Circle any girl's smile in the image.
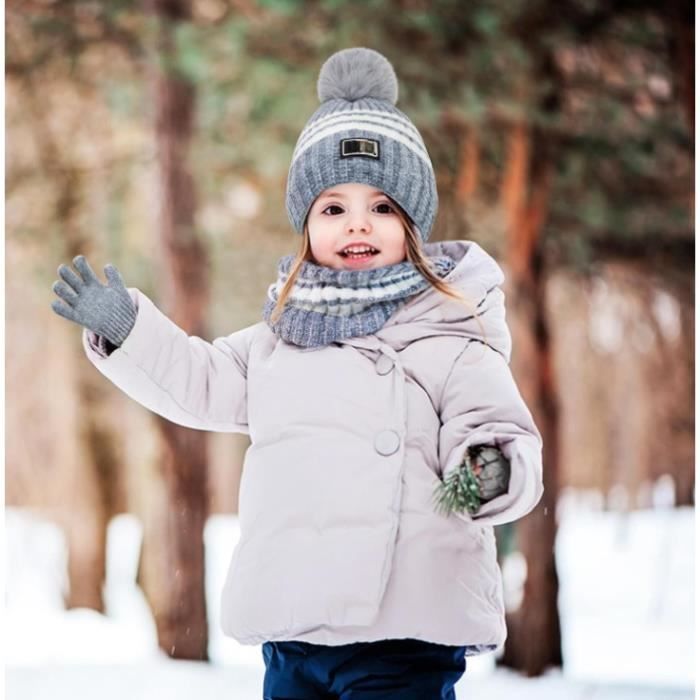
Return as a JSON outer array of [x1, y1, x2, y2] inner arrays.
[[306, 182, 407, 270], [335, 240, 381, 268]]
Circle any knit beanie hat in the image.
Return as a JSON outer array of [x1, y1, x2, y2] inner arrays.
[[285, 47, 438, 243]]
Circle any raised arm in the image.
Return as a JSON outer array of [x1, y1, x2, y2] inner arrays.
[[52, 256, 252, 433]]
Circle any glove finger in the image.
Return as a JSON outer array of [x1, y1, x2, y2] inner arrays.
[[51, 299, 81, 325], [57, 263, 84, 292], [104, 264, 126, 290], [52, 280, 79, 306], [72, 255, 101, 286]]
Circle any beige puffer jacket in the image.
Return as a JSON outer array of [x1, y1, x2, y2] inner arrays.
[[83, 239, 543, 649]]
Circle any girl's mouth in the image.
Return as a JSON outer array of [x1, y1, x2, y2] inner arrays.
[[338, 247, 380, 260]]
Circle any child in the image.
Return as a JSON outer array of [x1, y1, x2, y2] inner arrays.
[[51, 48, 543, 699]]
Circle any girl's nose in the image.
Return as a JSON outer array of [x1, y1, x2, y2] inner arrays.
[[346, 213, 371, 234]]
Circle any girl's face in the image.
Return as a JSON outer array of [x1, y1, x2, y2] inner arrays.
[[306, 183, 407, 270]]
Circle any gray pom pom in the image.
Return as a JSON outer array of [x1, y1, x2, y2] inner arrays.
[[317, 47, 398, 105]]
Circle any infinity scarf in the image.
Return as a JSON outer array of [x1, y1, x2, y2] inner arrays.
[[262, 255, 456, 348]]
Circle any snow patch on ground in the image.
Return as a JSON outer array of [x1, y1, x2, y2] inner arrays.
[[4, 493, 695, 699]]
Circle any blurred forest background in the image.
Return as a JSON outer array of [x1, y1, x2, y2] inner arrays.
[[6, 0, 694, 678]]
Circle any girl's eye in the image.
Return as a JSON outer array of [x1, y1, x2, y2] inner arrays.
[[320, 202, 395, 215]]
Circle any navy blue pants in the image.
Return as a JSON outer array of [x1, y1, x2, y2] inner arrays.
[[262, 638, 468, 699]]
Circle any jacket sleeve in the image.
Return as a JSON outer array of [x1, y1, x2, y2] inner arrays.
[[82, 288, 253, 433], [438, 340, 544, 526]]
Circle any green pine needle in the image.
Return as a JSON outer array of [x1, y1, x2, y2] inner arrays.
[[433, 456, 483, 517]]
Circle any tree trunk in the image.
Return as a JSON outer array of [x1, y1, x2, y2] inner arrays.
[[668, 275, 695, 506], [455, 122, 480, 205], [139, 0, 210, 661], [497, 78, 563, 675], [13, 31, 121, 612], [57, 177, 114, 613], [664, 3, 694, 506], [663, 2, 694, 141], [66, 357, 124, 611]]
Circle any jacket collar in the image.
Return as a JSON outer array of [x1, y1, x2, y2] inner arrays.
[[370, 240, 512, 362]]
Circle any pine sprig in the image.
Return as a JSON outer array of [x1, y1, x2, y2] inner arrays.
[[432, 453, 483, 517]]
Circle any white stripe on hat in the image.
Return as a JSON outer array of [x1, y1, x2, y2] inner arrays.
[[297, 108, 424, 149], [291, 119, 434, 171]]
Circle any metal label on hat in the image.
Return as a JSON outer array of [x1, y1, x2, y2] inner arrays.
[[340, 138, 380, 159]]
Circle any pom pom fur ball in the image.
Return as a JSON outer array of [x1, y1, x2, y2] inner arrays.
[[317, 47, 399, 105]]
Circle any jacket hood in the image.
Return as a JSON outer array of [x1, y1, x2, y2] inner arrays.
[[377, 240, 512, 362]]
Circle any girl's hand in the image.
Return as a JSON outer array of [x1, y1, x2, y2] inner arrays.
[[51, 255, 137, 348], [433, 445, 511, 517], [468, 445, 511, 502]]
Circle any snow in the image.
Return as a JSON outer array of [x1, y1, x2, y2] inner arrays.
[[4, 491, 696, 699], [556, 493, 695, 688], [5, 662, 694, 700]]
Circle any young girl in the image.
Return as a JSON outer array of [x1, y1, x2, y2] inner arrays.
[[51, 48, 543, 699]]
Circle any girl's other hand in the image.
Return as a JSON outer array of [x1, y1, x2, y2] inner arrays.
[[51, 255, 137, 348]]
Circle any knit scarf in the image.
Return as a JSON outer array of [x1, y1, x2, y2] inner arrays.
[[262, 254, 456, 348]]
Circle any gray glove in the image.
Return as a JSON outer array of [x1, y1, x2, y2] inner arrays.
[[469, 445, 511, 502], [51, 255, 137, 348], [433, 444, 511, 517]]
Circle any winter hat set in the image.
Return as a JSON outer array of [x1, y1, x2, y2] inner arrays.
[[264, 47, 455, 348]]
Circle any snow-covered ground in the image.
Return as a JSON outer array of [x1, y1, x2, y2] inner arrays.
[[4, 489, 695, 699]]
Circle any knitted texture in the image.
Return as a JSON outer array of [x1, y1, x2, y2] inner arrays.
[[470, 445, 512, 501], [51, 255, 136, 347], [263, 255, 456, 347], [286, 47, 438, 242]]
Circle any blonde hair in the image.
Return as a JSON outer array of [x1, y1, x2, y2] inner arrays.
[[269, 197, 487, 350]]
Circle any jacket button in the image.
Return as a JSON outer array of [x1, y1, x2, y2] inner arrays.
[[374, 430, 400, 456], [375, 354, 395, 375]]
